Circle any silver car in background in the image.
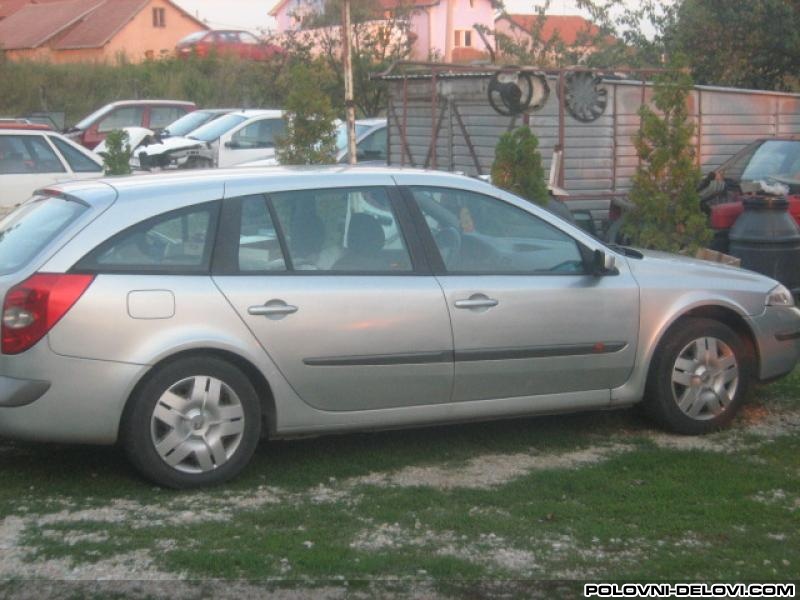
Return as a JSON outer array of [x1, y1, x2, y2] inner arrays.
[[0, 167, 799, 488]]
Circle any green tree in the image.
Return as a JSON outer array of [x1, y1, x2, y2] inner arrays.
[[276, 63, 338, 165], [98, 129, 132, 175], [669, 0, 800, 91], [622, 65, 710, 253], [281, 0, 414, 116], [491, 127, 548, 207]]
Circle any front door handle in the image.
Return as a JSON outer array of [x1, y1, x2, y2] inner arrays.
[[248, 301, 298, 317], [454, 296, 499, 310]]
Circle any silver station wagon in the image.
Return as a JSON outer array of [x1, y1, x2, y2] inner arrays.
[[1, 167, 799, 488]]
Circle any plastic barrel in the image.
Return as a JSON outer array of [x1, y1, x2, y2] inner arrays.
[[729, 195, 800, 293]]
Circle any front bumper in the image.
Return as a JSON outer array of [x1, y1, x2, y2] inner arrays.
[[0, 342, 144, 444], [749, 306, 800, 381]]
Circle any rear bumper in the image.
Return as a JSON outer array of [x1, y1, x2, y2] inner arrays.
[[749, 306, 800, 381], [0, 342, 144, 444]]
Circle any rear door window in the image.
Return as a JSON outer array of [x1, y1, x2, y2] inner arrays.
[[0, 196, 88, 275], [0, 135, 66, 174], [97, 106, 145, 133], [74, 202, 219, 273], [270, 187, 412, 272], [149, 107, 184, 131]]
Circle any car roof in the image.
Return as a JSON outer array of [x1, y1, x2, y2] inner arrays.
[[231, 109, 283, 118], [356, 118, 386, 128], [47, 166, 472, 203], [103, 100, 196, 108], [0, 123, 52, 131]]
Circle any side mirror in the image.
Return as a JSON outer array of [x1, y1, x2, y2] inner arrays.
[[224, 141, 238, 149], [592, 249, 616, 276]]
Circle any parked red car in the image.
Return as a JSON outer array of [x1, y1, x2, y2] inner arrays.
[[176, 30, 284, 61], [64, 100, 196, 150]]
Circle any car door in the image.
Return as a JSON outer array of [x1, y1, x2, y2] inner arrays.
[[0, 133, 70, 207], [218, 117, 285, 167], [212, 182, 454, 412], [401, 181, 639, 403]]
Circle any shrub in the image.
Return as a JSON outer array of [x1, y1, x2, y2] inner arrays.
[[276, 63, 338, 165], [98, 129, 132, 175], [490, 127, 549, 206], [622, 65, 711, 253]]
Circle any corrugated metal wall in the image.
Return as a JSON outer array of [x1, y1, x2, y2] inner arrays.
[[386, 74, 800, 208]]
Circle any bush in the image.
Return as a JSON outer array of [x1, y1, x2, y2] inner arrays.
[[490, 127, 548, 206], [98, 129, 132, 175]]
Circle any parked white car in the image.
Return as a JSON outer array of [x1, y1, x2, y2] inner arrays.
[[0, 125, 104, 211], [135, 110, 284, 170], [240, 118, 387, 168]]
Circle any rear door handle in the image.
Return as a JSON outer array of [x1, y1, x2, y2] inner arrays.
[[454, 296, 499, 309], [248, 302, 298, 316]]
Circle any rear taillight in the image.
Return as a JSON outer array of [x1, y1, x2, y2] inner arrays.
[[2, 273, 94, 355]]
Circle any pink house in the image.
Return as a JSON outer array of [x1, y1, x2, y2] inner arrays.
[[269, 0, 497, 62]]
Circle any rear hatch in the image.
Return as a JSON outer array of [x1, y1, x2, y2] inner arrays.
[[0, 183, 116, 357]]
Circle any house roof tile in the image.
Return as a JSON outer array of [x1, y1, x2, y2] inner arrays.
[[0, 0, 103, 49], [498, 14, 602, 45]]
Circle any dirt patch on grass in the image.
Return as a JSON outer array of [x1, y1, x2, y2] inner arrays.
[[642, 406, 800, 452], [352, 443, 632, 490]]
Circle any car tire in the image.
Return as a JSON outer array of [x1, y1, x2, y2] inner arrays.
[[643, 317, 750, 435], [122, 356, 261, 489]]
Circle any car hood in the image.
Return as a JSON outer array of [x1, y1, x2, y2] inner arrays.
[[94, 127, 153, 155], [138, 136, 202, 156]]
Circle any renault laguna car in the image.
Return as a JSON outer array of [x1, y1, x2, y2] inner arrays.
[[1, 167, 798, 488]]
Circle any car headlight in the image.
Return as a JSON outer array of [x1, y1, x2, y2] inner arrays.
[[766, 284, 795, 307]]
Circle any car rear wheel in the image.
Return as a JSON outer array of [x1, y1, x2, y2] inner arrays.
[[644, 317, 750, 434], [122, 356, 261, 488]]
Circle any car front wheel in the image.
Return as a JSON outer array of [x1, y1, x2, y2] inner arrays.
[[122, 356, 261, 488], [644, 317, 750, 434]]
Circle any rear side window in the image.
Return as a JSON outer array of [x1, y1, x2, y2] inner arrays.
[[0, 135, 66, 174], [74, 202, 219, 273], [49, 137, 102, 173], [0, 197, 88, 276]]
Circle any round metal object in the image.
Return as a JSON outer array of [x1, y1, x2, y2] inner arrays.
[[488, 71, 535, 117], [670, 336, 739, 421], [150, 375, 245, 474], [564, 71, 608, 122]]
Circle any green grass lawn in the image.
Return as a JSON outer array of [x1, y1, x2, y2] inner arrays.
[[1, 370, 799, 598]]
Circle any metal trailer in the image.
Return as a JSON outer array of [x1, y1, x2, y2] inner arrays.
[[377, 63, 800, 230]]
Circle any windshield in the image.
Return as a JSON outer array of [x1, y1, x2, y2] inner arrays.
[[178, 31, 208, 45], [741, 140, 800, 182], [164, 111, 219, 137], [0, 196, 88, 275], [188, 114, 248, 142], [73, 105, 113, 131]]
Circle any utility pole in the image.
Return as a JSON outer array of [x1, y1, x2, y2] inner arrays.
[[342, 0, 357, 165]]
